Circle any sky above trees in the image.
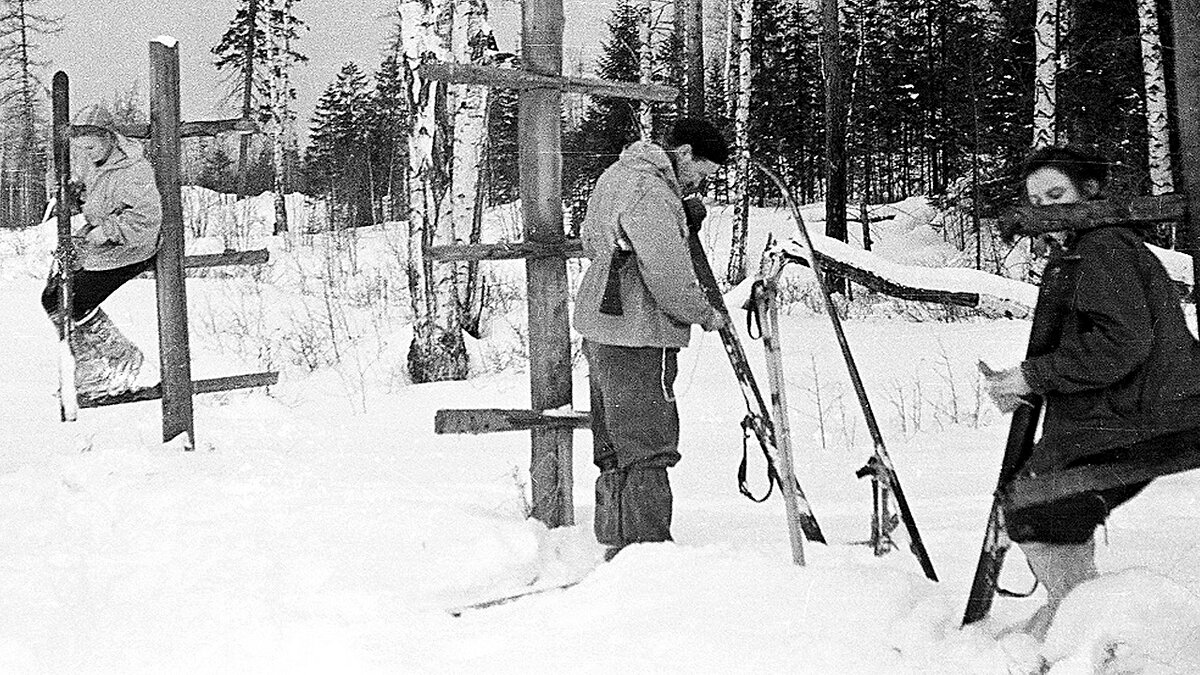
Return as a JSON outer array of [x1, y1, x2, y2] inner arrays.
[[36, 0, 606, 141]]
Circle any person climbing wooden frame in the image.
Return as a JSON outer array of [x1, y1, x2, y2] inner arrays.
[[49, 39, 278, 447]]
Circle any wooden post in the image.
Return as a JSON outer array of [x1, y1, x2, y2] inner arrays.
[[1174, 0, 1200, 306], [149, 38, 195, 446], [521, 0, 573, 526]]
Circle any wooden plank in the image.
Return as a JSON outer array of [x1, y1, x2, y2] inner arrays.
[[779, 249, 983, 309], [1003, 428, 1200, 511], [183, 249, 270, 268], [420, 61, 678, 102], [137, 249, 271, 278], [84, 117, 256, 140], [78, 371, 279, 409], [428, 240, 583, 262], [522, 0, 574, 528], [998, 194, 1187, 239], [149, 39, 195, 445], [1174, 0, 1200, 308], [435, 408, 591, 434]]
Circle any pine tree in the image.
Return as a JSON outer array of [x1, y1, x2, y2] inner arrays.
[[213, 0, 306, 232], [564, 0, 643, 228], [0, 0, 59, 229], [305, 62, 372, 228]]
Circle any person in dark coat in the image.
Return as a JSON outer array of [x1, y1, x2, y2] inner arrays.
[[983, 146, 1200, 639]]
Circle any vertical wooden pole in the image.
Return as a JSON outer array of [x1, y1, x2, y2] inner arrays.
[[1173, 0, 1200, 306], [149, 38, 195, 446], [522, 0, 573, 526]]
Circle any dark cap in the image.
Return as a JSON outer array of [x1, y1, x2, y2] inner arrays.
[[667, 118, 730, 166]]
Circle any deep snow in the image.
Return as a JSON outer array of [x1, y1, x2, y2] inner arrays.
[[3, 193, 1200, 673]]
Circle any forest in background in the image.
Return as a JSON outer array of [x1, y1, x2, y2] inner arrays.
[[0, 0, 1185, 380]]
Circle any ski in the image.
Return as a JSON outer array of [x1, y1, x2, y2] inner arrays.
[[962, 251, 1074, 626], [52, 71, 78, 423], [685, 201, 826, 544], [752, 249, 815, 564], [447, 579, 583, 617], [754, 161, 937, 581]]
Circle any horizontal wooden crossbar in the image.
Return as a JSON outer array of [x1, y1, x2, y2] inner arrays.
[[428, 239, 584, 262], [435, 408, 591, 434], [1004, 429, 1200, 511], [780, 250, 983, 309], [78, 371, 278, 409], [183, 249, 270, 268], [81, 117, 258, 140], [999, 194, 1187, 239], [137, 249, 270, 278], [420, 62, 678, 102]]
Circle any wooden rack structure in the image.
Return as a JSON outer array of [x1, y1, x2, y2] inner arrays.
[[53, 38, 278, 446]]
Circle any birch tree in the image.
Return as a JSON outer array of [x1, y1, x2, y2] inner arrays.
[[398, 0, 469, 382], [675, 0, 704, 116], [449, 0, 498, 337], [264, 0, 306, 233], [1136, 0, 1173, 195], [724, 0, 752, 285], [1032, 0, 1058, 148], [637, 0, 656, 137]]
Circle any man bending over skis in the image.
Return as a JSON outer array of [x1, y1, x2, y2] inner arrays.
[[573, 118, 729, 560]]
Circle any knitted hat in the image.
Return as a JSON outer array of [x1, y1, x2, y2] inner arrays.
[[71, 104, 117, 137]]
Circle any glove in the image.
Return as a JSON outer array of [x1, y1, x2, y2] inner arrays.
[[978, 360, 1032, 413], [683, 196, 706, 234]]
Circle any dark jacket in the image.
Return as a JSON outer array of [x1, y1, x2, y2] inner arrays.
[[1021, 226, 1200, 472], [573, 142, 718, 348]]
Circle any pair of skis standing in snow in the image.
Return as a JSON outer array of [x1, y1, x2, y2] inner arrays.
[[48, 102, 162, 413], [570, 120, 1200, 637]]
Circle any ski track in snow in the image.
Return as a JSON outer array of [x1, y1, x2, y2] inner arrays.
[[3, 196, 1200, 673]]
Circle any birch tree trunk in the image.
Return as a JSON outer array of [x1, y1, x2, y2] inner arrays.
[[725, 0, 752, 285], [1032, 0, 1058, 149], [451, 0, 497, 337], [638, 0, 654, 137], [676, 0, 704, 117], [400, 0, 469, 382], [1137, 0, 1174, 195], [267, 0, 291, 233], [723, 0, 737, 121]]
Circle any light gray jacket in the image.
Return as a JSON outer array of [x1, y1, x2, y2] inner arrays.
[[75, 134, 162, 271], [573, 142, 717, 348]]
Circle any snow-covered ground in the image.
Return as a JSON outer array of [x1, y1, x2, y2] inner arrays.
[[3, 193, 1200, 673]]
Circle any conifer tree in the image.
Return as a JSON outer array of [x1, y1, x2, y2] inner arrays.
[[305, 62, 371, 228], [0, 0, 59, 229]]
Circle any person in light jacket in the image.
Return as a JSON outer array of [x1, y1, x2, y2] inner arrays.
[[574, 118, 729, 560], [42, 104, 162, 397]]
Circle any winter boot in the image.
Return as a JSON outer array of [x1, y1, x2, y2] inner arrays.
[[619, 467, 673, 546], [70, 308, 151, 398], [1015, 537, 1098, 640], [595, 467, 624, 550]]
